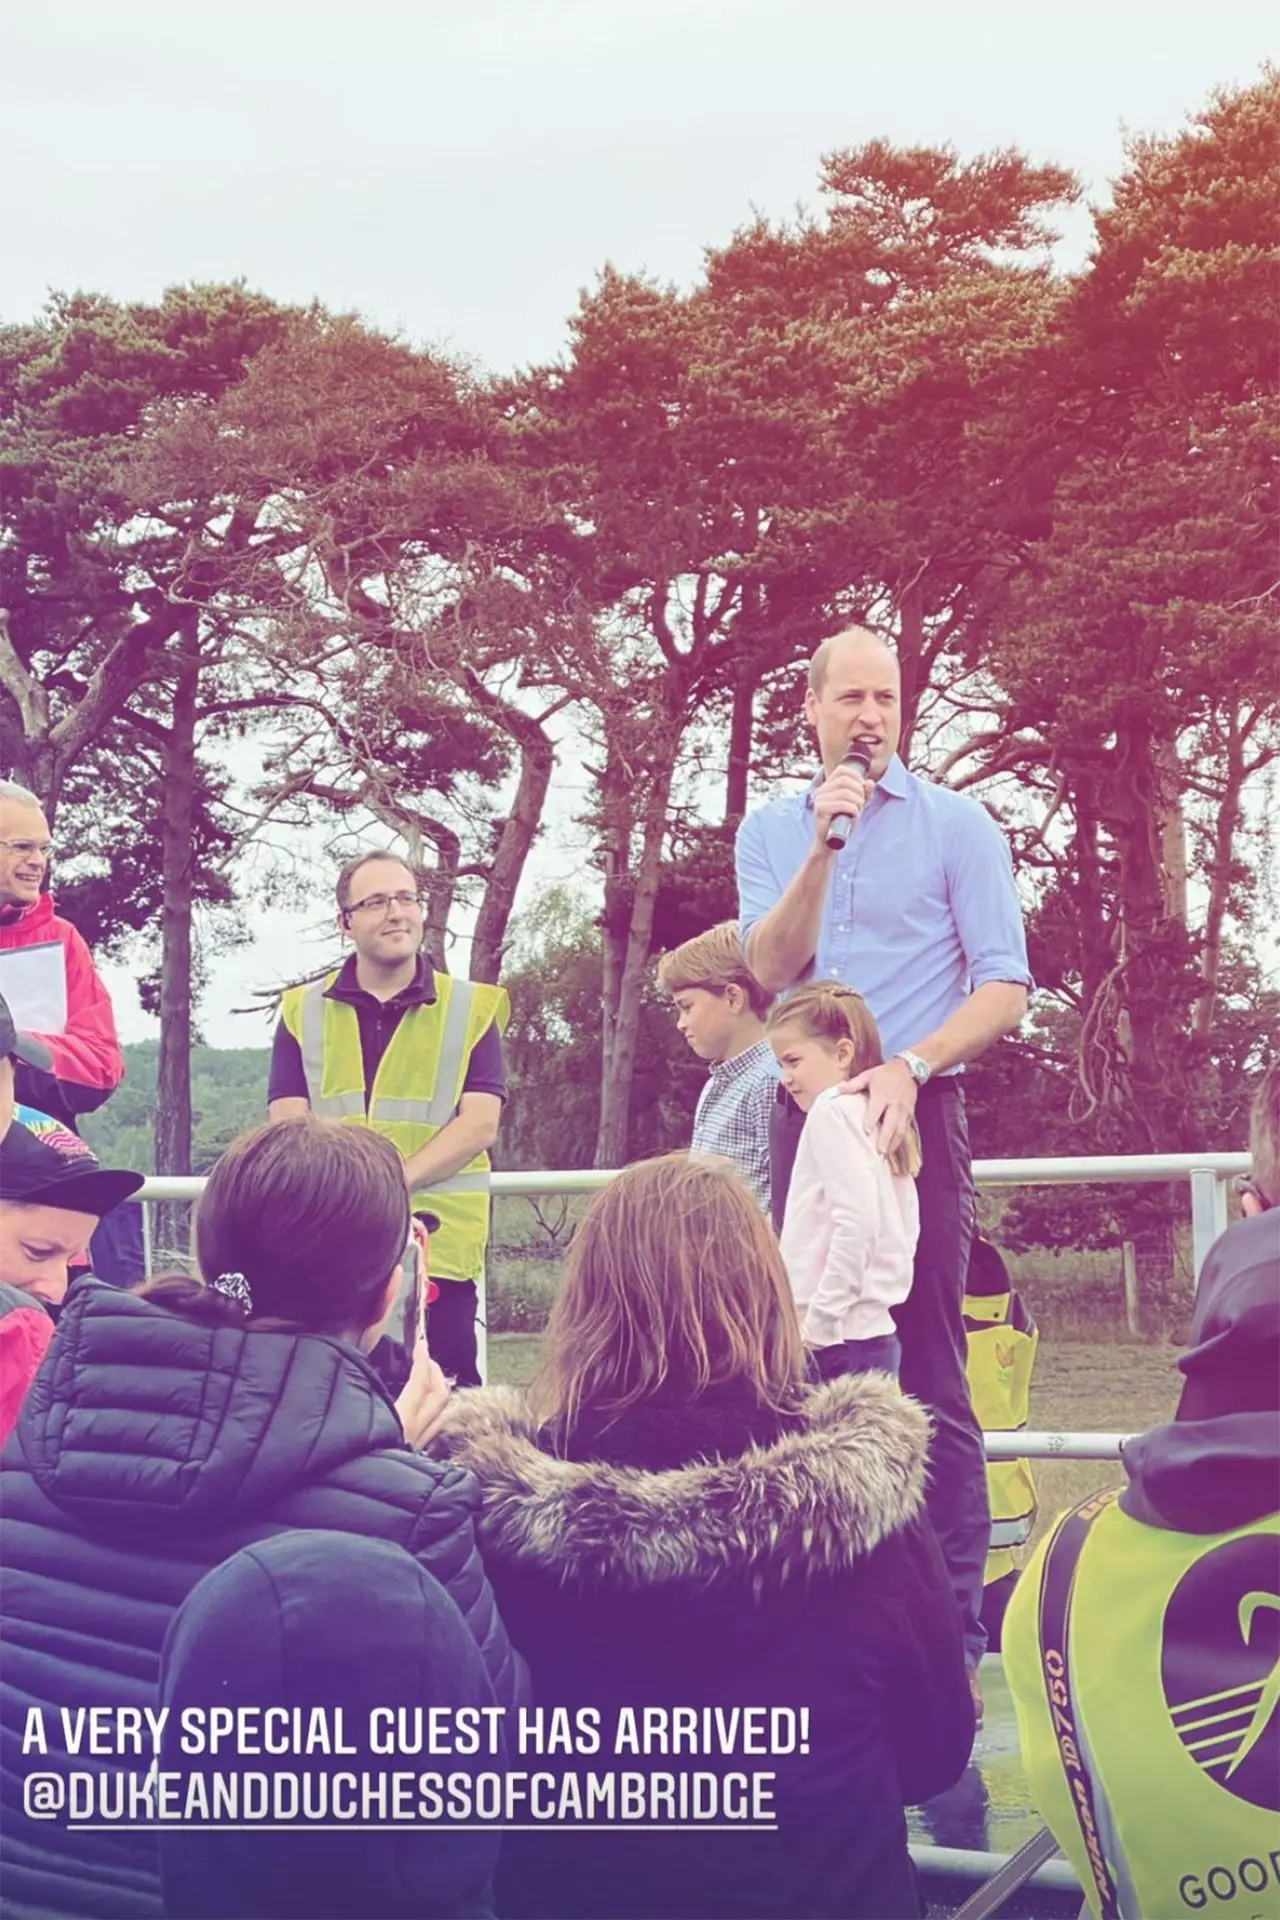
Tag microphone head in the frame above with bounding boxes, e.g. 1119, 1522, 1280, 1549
844, 739, 875, 778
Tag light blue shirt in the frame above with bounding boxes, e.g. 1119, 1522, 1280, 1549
735, 755, 1032, 1062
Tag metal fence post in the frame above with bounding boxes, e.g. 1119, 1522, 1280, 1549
1189, 1167, 1229, 1282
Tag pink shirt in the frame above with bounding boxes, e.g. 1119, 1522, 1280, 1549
779, 1087, 920, 1345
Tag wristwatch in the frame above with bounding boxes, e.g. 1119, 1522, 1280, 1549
894, 1049, 932, 1087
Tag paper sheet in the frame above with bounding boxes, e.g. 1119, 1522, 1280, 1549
0, 941, 68, 1036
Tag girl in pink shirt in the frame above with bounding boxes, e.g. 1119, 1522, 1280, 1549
767, 982, 921, 1381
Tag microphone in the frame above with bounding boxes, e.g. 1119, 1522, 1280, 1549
824, 741, 875, 851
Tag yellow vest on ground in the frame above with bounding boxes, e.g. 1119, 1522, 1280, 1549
963, 1288, 1039, 1582
280, 970, 509, 1283
1004, 1488, 1280, 1920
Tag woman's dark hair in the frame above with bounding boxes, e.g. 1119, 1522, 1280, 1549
139, 1116, 410, 1336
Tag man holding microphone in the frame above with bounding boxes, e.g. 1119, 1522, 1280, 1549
737, 627, 1031, 1708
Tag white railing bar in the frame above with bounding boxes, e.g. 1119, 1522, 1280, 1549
985, 1432, 1129, 1460
908, 1843, 1079, 1892
130, 1150, 1250, 1204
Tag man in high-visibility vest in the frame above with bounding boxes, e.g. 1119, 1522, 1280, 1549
268, 851, 509, 1387
1004, 1064, 1280, 1920
963, 1234, 1039, 1653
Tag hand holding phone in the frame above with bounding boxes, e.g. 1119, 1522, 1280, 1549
410, 1218, 434, 1345
395, 1342, 452, 1450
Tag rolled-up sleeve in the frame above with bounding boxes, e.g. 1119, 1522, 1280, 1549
735, 810, 781, 949
947, 803, 1034, 992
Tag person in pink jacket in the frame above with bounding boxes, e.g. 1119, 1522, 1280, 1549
767, 981, 920, 1381
0, 1012, 144, 1448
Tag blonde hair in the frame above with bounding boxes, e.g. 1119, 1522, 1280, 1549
767, 981, 922, 1178
528, 1152, 804, 1435
656, 921, 773, 1018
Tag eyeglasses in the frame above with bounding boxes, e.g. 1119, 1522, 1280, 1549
0, 839, 52, 862
344, 890, 425, 918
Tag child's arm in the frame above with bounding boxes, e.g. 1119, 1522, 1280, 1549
800, 1097, 881, 1347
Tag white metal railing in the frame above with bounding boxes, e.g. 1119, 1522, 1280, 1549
136, 1149, 1249, 1268
131, 1150, 1248, 1463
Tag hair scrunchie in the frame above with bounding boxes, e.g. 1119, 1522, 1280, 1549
210, 1271, 253, 1311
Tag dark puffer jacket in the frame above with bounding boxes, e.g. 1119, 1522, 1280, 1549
434, 1374, 975, 1920
0, 1280, 525, 1920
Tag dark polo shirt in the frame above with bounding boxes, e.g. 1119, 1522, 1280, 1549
268, 954, 506, 1111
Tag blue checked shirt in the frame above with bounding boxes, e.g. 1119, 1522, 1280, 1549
736, 755, 1032, 1063
690, 1040, 779, 1211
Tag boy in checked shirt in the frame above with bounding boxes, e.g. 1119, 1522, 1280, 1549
658, 923, 778, 1212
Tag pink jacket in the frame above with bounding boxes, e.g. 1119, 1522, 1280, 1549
779, 1087, 920, 1345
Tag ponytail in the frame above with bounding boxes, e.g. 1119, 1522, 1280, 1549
766, 980, 923, 1179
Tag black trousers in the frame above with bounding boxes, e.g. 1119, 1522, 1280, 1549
771, 1076, 990, 1666
425, 1277, 483, 1389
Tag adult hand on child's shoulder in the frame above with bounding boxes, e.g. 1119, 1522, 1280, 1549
842, 1059, 917, 1157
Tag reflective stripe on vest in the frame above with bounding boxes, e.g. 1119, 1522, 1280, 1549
1034, 1491, 1126, 1919
1004, 1497, 1280, 1920
281, 970, 510, 1281
421, 978, 477, 1130
299, 982, 364, 1117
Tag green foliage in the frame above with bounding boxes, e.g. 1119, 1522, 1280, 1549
499, 887, 704, 1170
80, 1042, 270, 1173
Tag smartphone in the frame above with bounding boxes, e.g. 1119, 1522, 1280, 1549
383, 1236, 426, 1384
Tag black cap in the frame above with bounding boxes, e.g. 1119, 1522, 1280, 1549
0, 992, 53, 1073
0, 1117, 145, 1217
413, 1208, 442, 1235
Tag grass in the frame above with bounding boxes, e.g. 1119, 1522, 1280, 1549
1021, 1339, 1179, 1545
482, 1330, 1182, 1549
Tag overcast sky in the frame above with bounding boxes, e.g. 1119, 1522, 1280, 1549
2, 0, 1273, 1046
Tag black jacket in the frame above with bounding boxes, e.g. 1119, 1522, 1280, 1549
158, 1530, 502, 1920
1121, 1208, 1280, 1534
433, 1374, 974, 1920
0, 1280, 525, 1920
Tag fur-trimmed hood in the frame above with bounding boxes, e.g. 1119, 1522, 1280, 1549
433, 1373, 930, 1591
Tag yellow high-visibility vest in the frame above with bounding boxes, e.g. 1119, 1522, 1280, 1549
280, 970, 509, 1283
1005, 1488, 1280, 1920
964, 1287, 1039, 1581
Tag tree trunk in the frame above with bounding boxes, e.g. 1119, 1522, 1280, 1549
1154, 733, 1188, 924
153, 647, 199, 1263
724, 666, 755, 828
596, 738, 632, 1139
1194, 713, 1245, 1039
470, 726, 555, 984
596, 756, 677, 1168
895, 581, 926, 760
420, 822, 460, 976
